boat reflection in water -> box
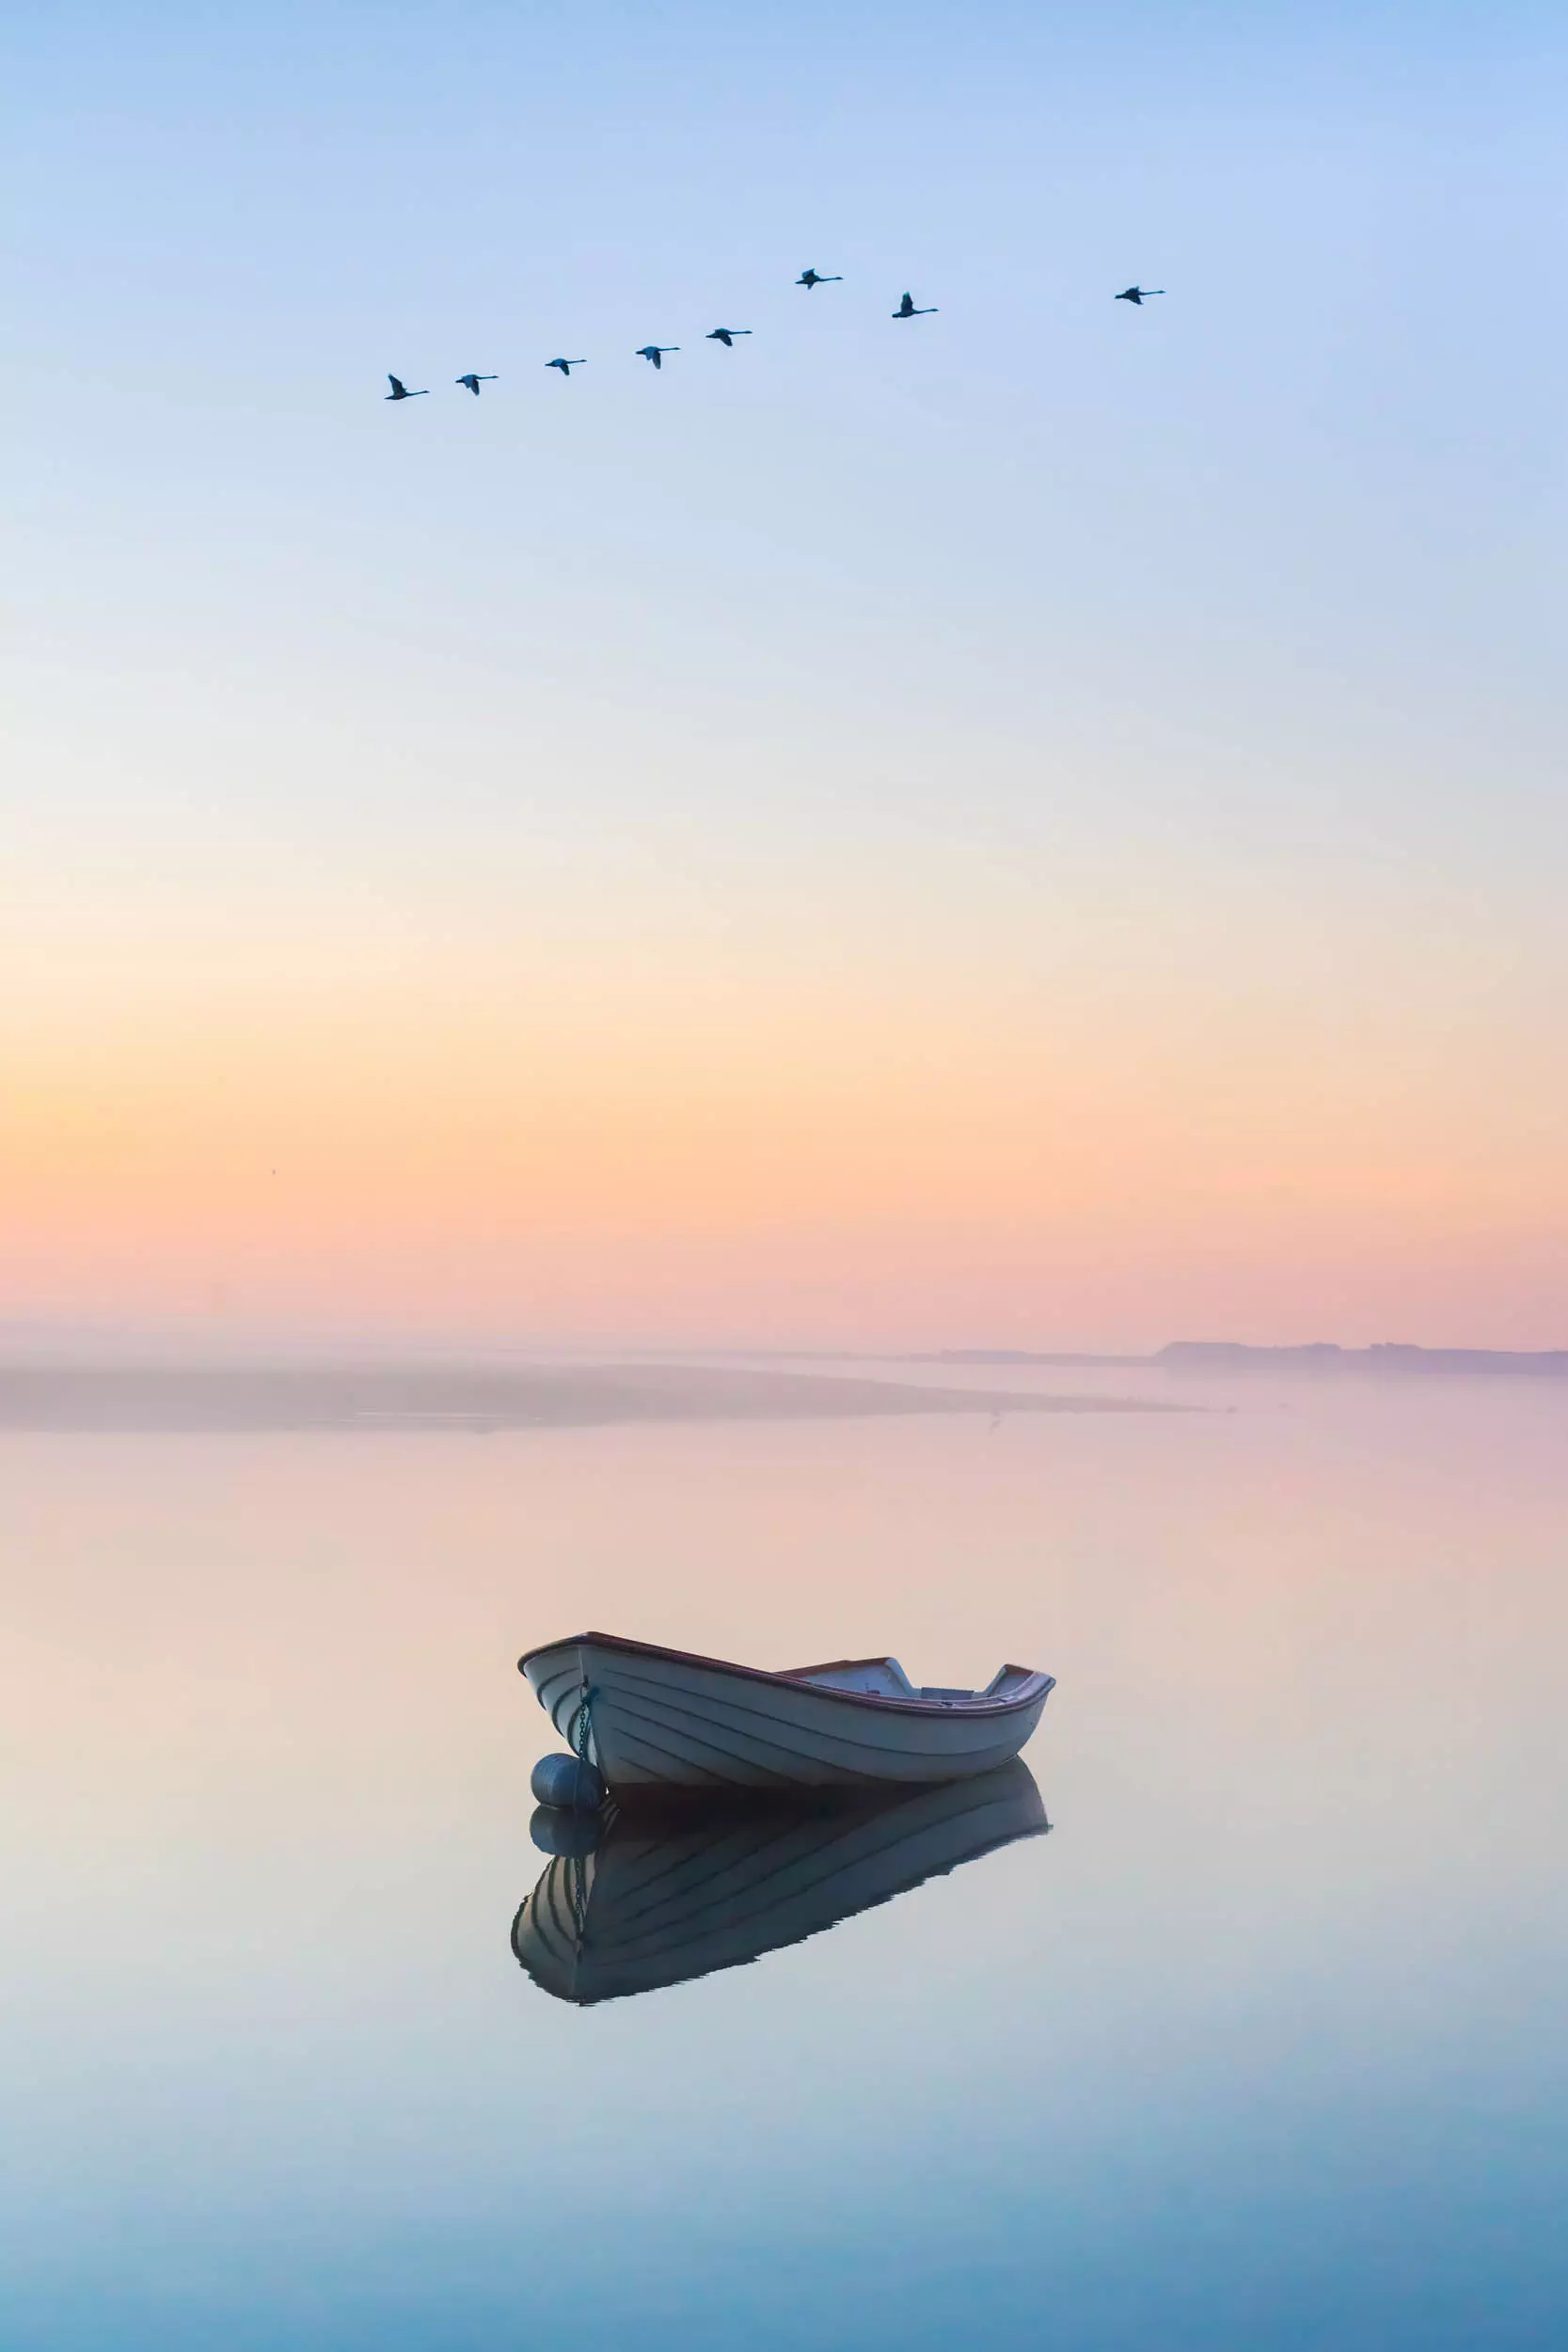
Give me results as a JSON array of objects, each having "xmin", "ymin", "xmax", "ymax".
[{"xmin": 512, "ymin": 1761, "xmax": 1048, "ymax": 2007}]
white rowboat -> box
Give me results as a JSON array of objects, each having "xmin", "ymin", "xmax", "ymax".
[{"xmin": 518, "ymin": 1629, "xmax": 1054, "ymax": 1792}]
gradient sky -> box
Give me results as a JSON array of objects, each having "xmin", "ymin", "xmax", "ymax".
[{"xmin": 5, "ymin": 2, "xmax": 1566, "ymax": 1346}]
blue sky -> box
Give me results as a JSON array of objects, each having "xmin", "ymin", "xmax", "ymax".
[{"xmin": 5, "ymin": 2, "xmax": 1567, "ymax": 1343}]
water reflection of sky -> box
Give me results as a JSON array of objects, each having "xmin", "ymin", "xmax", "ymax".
[{"xmin": 2, "ymin": 1375, "xmax": 1564, "ymax": 2347}]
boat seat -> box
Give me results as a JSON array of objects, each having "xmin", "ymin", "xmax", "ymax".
[{"xmin": 790, "ymin": 1655, "xmax": 916, "ymax": 1697}]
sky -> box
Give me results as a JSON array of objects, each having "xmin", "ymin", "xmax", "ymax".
[{"xmin": 4, "ymin": 1, "xmax": 1566, "ymax": 1350}]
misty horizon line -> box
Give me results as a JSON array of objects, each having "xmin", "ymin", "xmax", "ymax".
[{"xmin": 0, "ymin": 1320, "xmax": 1565, "ymax": 1376}]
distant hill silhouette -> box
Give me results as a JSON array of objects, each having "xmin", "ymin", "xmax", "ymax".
[
  {"xmin": 0, "ymin": 1360, "xmax": 1178, "ymax": 1432},
  {"xmin": 921, "ymin": 1343, "xmax": 1568, "ymax": 1377},
  {"xmin": 1155, "ymin": 1343, "xmax": 1568, "ymax": 1376}
]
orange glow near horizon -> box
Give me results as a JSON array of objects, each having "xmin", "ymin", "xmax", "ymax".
[{"xmin": 6, "ymin": 913, "xmax": 1566, "ymax": 1346}]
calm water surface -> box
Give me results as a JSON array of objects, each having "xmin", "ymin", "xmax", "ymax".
[{"xmin": 2, "ymin": 1372, "xmax": 1564, "ymax": 2347}]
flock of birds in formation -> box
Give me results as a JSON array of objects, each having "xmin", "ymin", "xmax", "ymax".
[{"xmin": 384, "ymin": 272, "xmax": 1165, "ymax": 398}]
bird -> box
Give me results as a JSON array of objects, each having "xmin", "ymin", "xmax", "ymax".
[
  {"xmin": 546, "ymin": 357, "xmax": 586, "ymax": 375},
  {"xmin": 893, "ymin": 292, "xmax": 937, "ymax": 319},
  {"xmin": 385, "ymin": 374, "xmax": 428, "ymax": 400},
  {"xmin": 636, "ymin": 344, "xmax": 678, "ymax": 368},
  {"xmin": 796, "ymin": 269, "xmax": 842, "ymax": 290},
  {"xmin": 455, "ymin": 373, "xmax": 497, "ymax": 395},
  {"xmin": 705, "ymin": 327, "xmax": 752, "ymax": 347},
  {"xmin": 1115, "ymin": 286, "xmax": 1164, "ymax": 306}
]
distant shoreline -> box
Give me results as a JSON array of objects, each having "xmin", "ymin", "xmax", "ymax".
[
  {"xmin": 0, "ymin": 1361, "xmax": 1181, "ymax": 1433},
  {"xmin": 913, "ymin": 1343, "xmax": 1568, "ymax": 1377}
]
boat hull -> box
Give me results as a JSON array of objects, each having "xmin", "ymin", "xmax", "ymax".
[{"xmin": 520, "ymin": 1631, "xmax": 1053, "ymax": 1792}]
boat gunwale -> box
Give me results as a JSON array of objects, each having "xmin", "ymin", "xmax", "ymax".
[{"xmin": 518, "ymin": 1629, "xmax": 1054, "ymax": 1719}]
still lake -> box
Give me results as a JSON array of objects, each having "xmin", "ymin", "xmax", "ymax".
[{"xmin": 2, "ymin": 1365, "xmax": 1564, "ymax": 2348}]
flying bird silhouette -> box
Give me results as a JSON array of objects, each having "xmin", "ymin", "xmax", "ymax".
[
  {"xmin": 546, "ymin": 357, "xmax": 586, "ymax": 375},
  {"xmin": 455, "ymin": 373, "xmax": 497, "ymax": 395},
  {"xmin": 796, "ymin": 269, "xmax": 842, "ymax": 290},
  {"xmin": 636, "ymin": 344, "xmax": 679, "ymax": 368},
  {"xmin": 1115, "ymin": 287, "xmax": 1164, "ymax": 306},
  {"xmin": 893, "ymin": 292, "xmax": 937, "ymax": 319},
  {"xmin": 705, "ymin": 327, "xmax": 752, "ymax": 347},
  {"xmin": 385, "ymin": 374, "xmax": 428, "ymax": 400}
]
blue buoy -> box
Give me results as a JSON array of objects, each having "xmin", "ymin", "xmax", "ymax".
[{"xmin": 531, "ymin": 1751, "xmax": 606, "ymax": 1813}]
